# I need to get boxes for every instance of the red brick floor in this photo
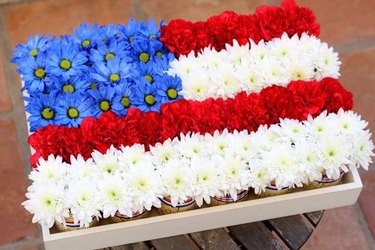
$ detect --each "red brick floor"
[0,0,374,249]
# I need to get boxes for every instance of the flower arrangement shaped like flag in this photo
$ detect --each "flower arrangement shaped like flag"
[13,0,374,229]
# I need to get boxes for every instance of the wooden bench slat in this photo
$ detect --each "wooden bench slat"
[109,242,149,250]
[268,215,314,250]
[190,228,240,250]
[304,211,324,227]
[150,235,199,250]
[229,222,284,250]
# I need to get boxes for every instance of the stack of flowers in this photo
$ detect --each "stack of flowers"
[13,0,374,230]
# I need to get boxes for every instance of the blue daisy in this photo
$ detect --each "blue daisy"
[112,81,136,117]
[90,57,131,85]
[46,35,88,79]
[73,23,101,50]
[133,82,162,112]
[149,39,175,66]
[12,33,50,64]
[25,91,59,131]
[156,75,182,103]
[132,62,164,85]
[99,24,119,44]
[89,87,116,117]
[118,19,144,44]
[55,92,93,127]
[128,37,156,64]
[90,38,129,64]
[51,74,90,94]
[139,19,164,40]
[18,54,51,94]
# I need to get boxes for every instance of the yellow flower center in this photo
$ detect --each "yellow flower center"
[100,100,111,111]
[41,107,55,120]
[105,52,115,61]
[121,96,130,108]
[90,83,97,90]
[149,34,157,39]
[34,68,45,79]
[156,51,163,58]
[144,75,153,83]
[62,84,74,93]
[167,88,178,99]
[128,36,134,42]
[30,49,38,57]
[109,73,120,83]
[139,52,150,63]
[60,59,72,70]
[81,39,91,47]
[145,94,155,105]
[67,107,79,118]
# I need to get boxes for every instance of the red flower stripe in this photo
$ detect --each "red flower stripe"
[28,78,352,167]
[160,0,320,57]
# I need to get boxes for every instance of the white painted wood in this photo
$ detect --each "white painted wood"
[41,169,363,250]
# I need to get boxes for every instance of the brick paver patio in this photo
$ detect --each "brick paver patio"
[0,0,374,249]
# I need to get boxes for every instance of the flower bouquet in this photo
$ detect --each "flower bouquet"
[12,0,373,248]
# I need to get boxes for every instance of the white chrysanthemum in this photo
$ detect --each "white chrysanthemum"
[178,133,207,158]
[126,168,162,212]
[262,59,289,86]
[286,58,315,81]
[67,155,97,180]
[168,51,199,79]
[179,73,212,100]
[252,125,280,150]
[22,183,69,228]
[295,141,323,182]
[118,144,151,171]
[97,174,132,218]
[227,130,256,160]
[304,112,337,140]
[236,64,266,93]
[315,43,341,80]
[350,131,374,170]
[248,162,273,194]
[150,139,179,167]
[224,40,251,66]
[299,33,321,55]
[65,180,101,227]
[92,145,120,175]
[191,157,222,206]
[214,66,242,98]
[264,144,304,189]
[206,130,231,156]
[333,109,369,135]
[248,39,268,63]
[269,33,299,61]
[29,154,67,185]
[317,135,351,179]
[275,118,307,143]
[160,159,194,207]
[219,155,251,200]
[199,47,223,69]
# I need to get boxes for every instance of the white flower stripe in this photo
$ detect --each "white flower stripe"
[168,33,341,100]
[23,110,374,227]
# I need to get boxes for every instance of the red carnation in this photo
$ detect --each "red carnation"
[281,0,320,37]
[119,108,142,147]
[234,15,262,45]
[321,78,353,113]
[194,21,210,54]
[138,111,162,149]
[207,11,239,50]
[160,19,196,57]
[288,80,326,118]
[255,6,288,40]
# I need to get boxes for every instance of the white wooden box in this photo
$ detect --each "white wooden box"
[41,169,362,250]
